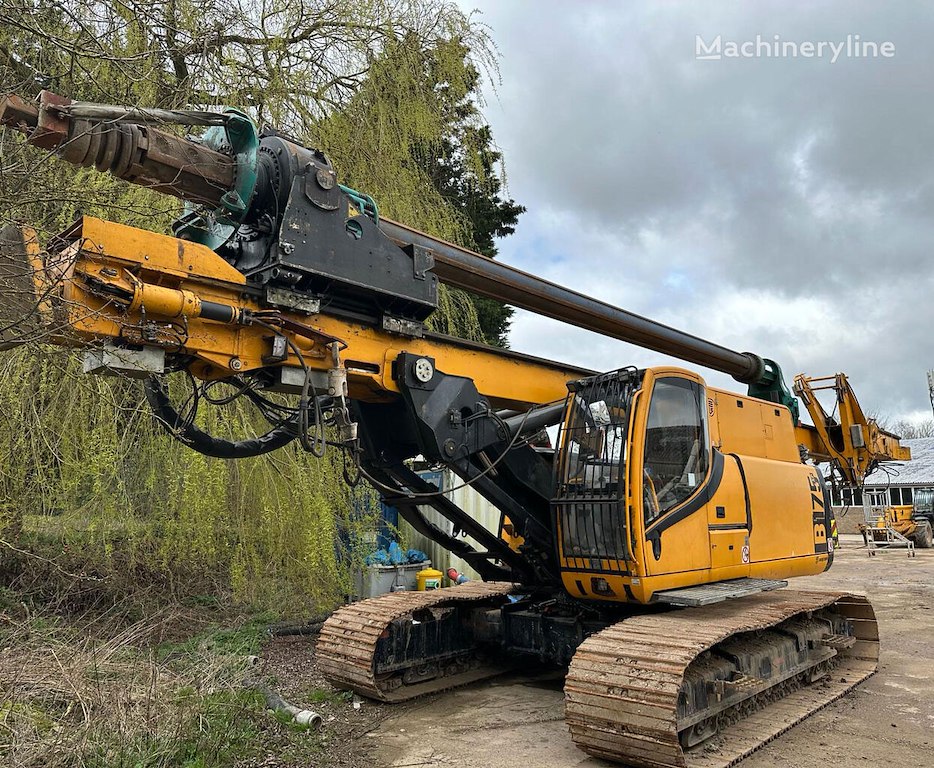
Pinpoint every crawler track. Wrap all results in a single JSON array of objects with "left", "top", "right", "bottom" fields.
[
  {"left": 564, "top": 590, "right": 878, "bottom": 768},
  {"left": 317, "top": 582, "right": 515, "bottom": 702}
]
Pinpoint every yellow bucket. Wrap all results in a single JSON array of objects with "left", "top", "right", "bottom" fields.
[{"left": 416, "top": 567, "right": 443, "bottom": 591}]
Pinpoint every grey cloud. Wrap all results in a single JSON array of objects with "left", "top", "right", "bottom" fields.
[{"left": 463, "top": 0, "right": 934, "bottom": 419}]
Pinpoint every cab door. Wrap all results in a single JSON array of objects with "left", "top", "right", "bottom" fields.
[{"left": 635, "top": 371, "right": 715, "bottom": 577}]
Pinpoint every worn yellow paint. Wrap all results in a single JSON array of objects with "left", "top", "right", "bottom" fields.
[
  {"left": 74, "top": 217, "right": 248, "bottom": 284},
  {"left": 34, "top": 217, "right": 584, "bottom": 409}
]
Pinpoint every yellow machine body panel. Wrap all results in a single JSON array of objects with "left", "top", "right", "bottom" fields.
[
  {"left": 32, "top": 217, "right": 585, "bottom": 411},
  {"left": 712, "top": 391, "right": 801, "bottom": 463},
  {"left": 880, "top": 504, "right": 914, "bottom": 525},
  {"left": 557, "top": 367, "right": 832, "bottom": 604}
]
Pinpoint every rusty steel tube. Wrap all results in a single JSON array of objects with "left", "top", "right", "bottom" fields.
[{"left": 0, "top": 92, "right": 234, "bottom": 206}]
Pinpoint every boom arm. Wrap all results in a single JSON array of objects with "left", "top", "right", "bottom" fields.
[
  {"left": 1, "top": 91, "right": 791, "bottom": 398},
  {"left": 794, "top": 373, "right": 910, "bottom": 487}
]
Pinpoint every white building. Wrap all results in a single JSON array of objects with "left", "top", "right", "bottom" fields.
[{"left": 828, "top": 436, "right": 934, "bottom": 508}]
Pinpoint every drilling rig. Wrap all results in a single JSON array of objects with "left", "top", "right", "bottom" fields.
[{"left": 0, "top": 91, "right": 910, "bottom": 767}]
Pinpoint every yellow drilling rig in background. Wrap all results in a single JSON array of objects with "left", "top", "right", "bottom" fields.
[
  {"left": 0, "top": 91, "right": 913, "bottom": 767},
  {"left": 794, "top": 373, "right": 930, "bottom": 548}
]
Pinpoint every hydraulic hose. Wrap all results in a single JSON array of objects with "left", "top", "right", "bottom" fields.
[{"left": 143, "top": 376, "right": 299, "bottom": 459}]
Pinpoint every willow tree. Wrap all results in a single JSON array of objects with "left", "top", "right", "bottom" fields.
[
  {"left": 0, "top": 0, "right": 496, "bottom": 229},
  {"left": 310, "top": 32, "right": 524, "bottom": 346},
  {"left": 0, "top": 0, "right": 514, "bottom": 609}
]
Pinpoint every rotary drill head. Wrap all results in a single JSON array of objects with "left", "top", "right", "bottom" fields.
[{"left": 0, "top": 91, "right": 235, "bottom": 207}]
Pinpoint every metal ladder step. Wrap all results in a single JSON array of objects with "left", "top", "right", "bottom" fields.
[
  {"left": 820, "top": 633, "right": 857, "bottom": 651},
  {"left": 653, "top": 578, "right": 788, "bottom": 607}
]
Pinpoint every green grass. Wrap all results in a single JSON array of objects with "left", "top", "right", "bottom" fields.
[
  {"left": 157, "top": 611, "right": 279, "bottom": 660},
  {"left": 84, "top": 689, "right": 268, "bottom": 768},
  {"left": 302, "top": 686, "right": 353, "bottom": 705},
  {"left": 1, "top": 510, "right": 351, "bottom": 768},
  {"left": 0, "top": 591, "right": 334, "bottom": 768}
]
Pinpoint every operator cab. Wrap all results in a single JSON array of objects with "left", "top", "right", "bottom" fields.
[
  {"left": 552, "top": 365, "right": 832, "bottom": 604},
  {"left": 553, "top": 367, "right": 711, "bottom": 574},
  {"left": 642, "top": 376, "right": 709, "bottom": 524}
]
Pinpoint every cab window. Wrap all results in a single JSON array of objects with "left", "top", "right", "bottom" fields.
[
  {"left": 560, "top": 396, "right": 627, "bottom": 493},
  {"left": 643, "top": 377, "right": 708, "bottom": 523}
]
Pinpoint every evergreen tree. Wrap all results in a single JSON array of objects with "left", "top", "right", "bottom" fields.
[
  {"left": 317, "top": 33, "right": 525, "bottom": 346},
  {"left": 430, "top": 118, "right": 525, "bottom": 347}
]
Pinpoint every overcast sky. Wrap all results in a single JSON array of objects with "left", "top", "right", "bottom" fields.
[{"left": 458, "top": 1, "right": 934, "bottom": 424}]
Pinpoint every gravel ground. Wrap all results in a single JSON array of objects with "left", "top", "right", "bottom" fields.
[
  {"left": 263, "top": 536, "right": 934, "bottom": 767},
  {"left": 257, "top": 634, "right": 418, "bottom": 768}
]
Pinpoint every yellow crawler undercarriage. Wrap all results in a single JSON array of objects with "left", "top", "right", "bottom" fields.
[{"left": 317, "top": 585, "right": 878, "bottom": 768}]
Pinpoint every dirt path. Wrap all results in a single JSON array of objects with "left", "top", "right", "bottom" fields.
[{"left": 366, "top": 537, "right": 934, "bottom": 768}]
